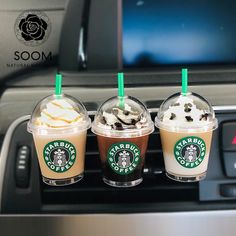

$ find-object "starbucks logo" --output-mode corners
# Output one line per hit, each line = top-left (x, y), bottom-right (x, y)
(174, 136), (206, 168)
(43, 140), (76, 173)
(107, 142), (141, 175)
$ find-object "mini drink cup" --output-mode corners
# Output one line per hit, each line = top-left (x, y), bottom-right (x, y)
(27, 74), (91, 186)
(155, 69), (218, 182)
(92, 73), (154, 187)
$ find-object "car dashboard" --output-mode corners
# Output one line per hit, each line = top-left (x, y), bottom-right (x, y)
(1, 0), (236, 235)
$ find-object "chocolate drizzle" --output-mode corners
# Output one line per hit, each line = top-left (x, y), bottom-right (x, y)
(101, 106), (145, 130)
(116, 115), (140, 126)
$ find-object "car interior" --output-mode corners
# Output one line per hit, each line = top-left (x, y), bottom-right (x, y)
(1, 0), (236, 235)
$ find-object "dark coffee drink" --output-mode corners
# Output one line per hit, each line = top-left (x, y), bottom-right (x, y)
(92, 96), (154, 187)
(97, 135), (149, 185)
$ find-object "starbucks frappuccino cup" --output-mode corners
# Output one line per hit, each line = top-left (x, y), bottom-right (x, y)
(155, 69), (218, 182)
(27, 74), (91, 186)
(92, 73), (154, 187)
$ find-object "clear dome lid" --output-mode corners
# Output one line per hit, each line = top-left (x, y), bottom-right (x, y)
(92, 96), (154, 138)
(27, 94), (91, 134)
(155, 92), (218, 133)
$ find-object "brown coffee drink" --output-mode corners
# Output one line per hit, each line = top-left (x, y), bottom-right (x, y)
(92, 96), (154, 187)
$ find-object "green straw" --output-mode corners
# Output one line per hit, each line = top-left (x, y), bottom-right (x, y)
(55, 73), (62, 97)
(181, 68), (188, 96)
(118, 72), (125, 108)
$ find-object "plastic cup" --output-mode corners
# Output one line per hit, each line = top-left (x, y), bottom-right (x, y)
(155, 92), (218, 182)
(92, 96), (154, 187)
(27, 94), (91, 186)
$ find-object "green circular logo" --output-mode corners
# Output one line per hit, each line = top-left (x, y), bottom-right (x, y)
(174, 136), (206, 168)
(107, 142), (141, 175)
(43, 140), (76, 173)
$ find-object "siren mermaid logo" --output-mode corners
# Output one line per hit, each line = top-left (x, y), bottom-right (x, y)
(43, 140), (76, 173)
(174, 136), (206, 168)
(107, 142), (141, 175)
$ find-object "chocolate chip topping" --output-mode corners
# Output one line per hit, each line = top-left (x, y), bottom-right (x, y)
(101, 117), (107, 125)
(114, 122), (123, 130)
(184, 103), (192, 113)
(200, 113), (209, 121)
(185, 116), (193, 122)
(184, 108), (192, 112)
(112, 109), (118, 116)
(170, 113), (176, 120)
(123, 110), (130, 116)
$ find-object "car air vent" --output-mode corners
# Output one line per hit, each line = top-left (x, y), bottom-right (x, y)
(3, 109), (236, 214)
(41, 112), (198, 213)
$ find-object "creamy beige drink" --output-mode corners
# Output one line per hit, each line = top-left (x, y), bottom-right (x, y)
(33, 132), (87, 180)
(155, 93), (218, 182)
(28, 78), (91, 186)
(160, 130), (213, 177)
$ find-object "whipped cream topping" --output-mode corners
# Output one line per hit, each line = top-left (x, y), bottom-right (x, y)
(97, 103), (148, 130)
(35, 99), (83, 127)
(162, 96), (211, 126)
